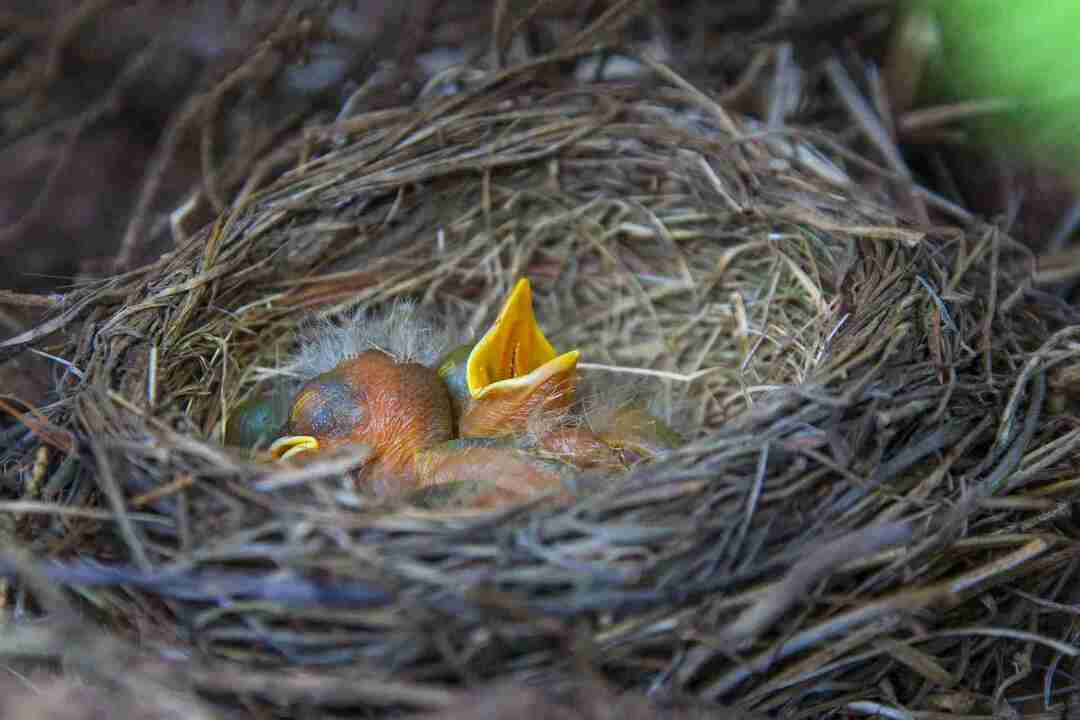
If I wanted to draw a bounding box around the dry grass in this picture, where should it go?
[1,4,1079,720]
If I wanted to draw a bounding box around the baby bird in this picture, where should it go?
[228,279,681,507]
[252,299,455,497]
[272,349,455,496]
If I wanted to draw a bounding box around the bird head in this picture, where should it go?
[438,278,580,437]
[268,349,454,495]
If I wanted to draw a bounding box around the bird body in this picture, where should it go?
[413,437,576,509]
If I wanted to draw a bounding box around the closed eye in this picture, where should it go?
[289,375,365,439]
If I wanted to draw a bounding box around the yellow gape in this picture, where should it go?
[459,278,580,437]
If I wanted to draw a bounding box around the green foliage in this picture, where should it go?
[925,0,1080,168]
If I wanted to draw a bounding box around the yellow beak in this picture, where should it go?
[465,278,580,401]
[268,434,320,460]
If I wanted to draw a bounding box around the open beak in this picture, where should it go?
[269,435,321,460]
[467,278,580,399]
[460,278,580,436]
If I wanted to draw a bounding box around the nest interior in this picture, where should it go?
[3,54,1080,719]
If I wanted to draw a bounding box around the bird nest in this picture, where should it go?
[3,55,1080,718]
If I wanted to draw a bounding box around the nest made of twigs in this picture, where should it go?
[3,50,1080,719]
